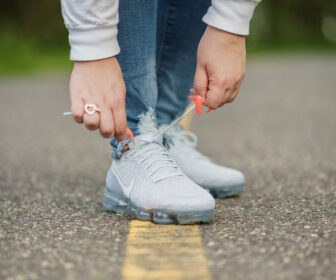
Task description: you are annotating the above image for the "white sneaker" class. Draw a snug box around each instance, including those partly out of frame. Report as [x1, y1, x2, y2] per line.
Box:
[162, 124, 244, 198]
[102, 117, 214, 224]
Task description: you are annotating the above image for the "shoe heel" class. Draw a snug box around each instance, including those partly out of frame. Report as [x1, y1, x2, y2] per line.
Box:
[102, 189, 129, 215]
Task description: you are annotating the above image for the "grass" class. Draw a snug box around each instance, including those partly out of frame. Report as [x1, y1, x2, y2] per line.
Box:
[0, 31, 72, 77]
[0, 48, 72, 76]
[0, 32, 335, 77]
[246, 40, 336, 56]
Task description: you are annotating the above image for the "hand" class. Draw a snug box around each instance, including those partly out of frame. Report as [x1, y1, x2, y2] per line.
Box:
[193, 26, 246, 109]
[69, 57, 128, 141]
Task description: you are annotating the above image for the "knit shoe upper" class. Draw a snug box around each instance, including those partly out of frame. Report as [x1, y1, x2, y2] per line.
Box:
[161, 124, 244, 198]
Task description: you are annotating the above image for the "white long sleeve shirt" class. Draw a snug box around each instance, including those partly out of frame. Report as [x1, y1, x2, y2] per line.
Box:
[61, 0, 261, 61]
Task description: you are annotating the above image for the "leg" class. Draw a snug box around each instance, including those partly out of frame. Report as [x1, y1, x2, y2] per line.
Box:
[156, 0, 211, 125]
[155, 1, 244, 198]
[117, 0, 158, 135]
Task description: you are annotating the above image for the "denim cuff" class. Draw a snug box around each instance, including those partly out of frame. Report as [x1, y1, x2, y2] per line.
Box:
[110, 137, 132, 159]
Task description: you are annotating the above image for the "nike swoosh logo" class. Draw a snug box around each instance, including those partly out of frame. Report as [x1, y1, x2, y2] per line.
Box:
[112, 166, 134, 198]
[126, 178, 135, 194]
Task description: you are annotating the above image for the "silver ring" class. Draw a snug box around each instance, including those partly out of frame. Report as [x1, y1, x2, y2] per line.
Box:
[84, 104, 102, 115]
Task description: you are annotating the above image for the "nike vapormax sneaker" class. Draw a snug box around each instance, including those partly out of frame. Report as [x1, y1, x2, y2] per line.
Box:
[102, 115, 215, 224]
[161, 124, 245, 198]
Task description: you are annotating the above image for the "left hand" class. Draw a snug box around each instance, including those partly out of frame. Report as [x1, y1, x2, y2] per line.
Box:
[193, 26, 246, 109]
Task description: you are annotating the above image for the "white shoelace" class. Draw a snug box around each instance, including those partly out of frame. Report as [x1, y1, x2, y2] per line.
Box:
[164, 125, 211, 162]
[126, 136, 183, 182]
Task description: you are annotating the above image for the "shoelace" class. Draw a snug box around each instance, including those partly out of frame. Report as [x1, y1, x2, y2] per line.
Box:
[126, 137, 183, 182]
[165, 125, 211, 161]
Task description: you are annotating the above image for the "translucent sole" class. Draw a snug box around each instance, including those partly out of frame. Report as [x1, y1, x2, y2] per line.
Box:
[102, 189, 213, 225]
[204, 183, 243, 198]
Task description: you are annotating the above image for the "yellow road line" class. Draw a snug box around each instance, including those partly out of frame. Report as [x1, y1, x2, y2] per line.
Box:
[122, 221, 212, 280]
[122, 110, 211, 280]
[180, 104, 194, 130]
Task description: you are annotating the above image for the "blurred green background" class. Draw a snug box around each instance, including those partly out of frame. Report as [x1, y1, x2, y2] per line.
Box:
[0, 0, 335, 76]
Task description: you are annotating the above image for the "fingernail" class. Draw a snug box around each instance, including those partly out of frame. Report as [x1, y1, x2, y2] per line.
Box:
[127, 127, 135, 144]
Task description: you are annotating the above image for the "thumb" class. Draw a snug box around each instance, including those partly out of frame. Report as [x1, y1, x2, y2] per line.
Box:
[193, 64, 208, 99]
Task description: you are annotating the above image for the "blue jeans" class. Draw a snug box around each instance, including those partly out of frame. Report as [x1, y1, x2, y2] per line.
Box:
[118, 0, 210, 131]
[111, 0, 210, 157]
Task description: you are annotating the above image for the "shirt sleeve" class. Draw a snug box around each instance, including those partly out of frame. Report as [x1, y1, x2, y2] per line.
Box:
[202, 0, 261, 36]
[61, 0, 120, 61]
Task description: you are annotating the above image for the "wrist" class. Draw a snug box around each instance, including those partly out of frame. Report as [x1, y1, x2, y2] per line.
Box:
[74, 56, 117, 65]
[206, 25, 245, 42]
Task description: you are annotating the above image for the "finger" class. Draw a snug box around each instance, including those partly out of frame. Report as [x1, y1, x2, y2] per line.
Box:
[222, 86, 235, 104]
[193, 64, 208, 99]
[204, 80, 226, 109]
[83, 111, 100, 130]
[217, 82, 237, 105]
[112, 103, 128, 142]
[99, 107, 114, 138]
[227, 80, 242, 103]
[204, 72, 231, 108]
[229, 84, 241, 103]
[70, 95, 84, 123]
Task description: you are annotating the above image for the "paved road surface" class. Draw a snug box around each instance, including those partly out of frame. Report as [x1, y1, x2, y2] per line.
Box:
[1, 55, 335, 280]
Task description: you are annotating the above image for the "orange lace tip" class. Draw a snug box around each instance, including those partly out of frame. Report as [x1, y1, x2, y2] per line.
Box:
[127, 127, 135, 144]
[195, 95, 203, 115]
[187, 95, 196, 101]
[187, 95, 203, 115]
[206, 108, 212, 113]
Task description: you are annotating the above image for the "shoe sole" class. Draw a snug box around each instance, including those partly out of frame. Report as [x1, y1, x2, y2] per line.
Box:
[204, 183, 243, 198]
[102, 189, 213, 225]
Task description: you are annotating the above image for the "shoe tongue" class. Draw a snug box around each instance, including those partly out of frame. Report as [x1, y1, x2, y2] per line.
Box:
[134, 133, 163, 145]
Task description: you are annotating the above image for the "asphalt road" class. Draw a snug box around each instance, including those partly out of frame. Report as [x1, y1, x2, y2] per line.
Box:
[1, 55, 336, 280]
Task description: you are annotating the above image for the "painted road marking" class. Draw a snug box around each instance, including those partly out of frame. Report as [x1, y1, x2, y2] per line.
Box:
[180, 103, 194, 130]
[122, 110, 211, 279]
[122, 220, 212, 280]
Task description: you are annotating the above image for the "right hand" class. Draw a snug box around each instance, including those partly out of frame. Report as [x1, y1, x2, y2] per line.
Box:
[193, 26, 246, 109]
[69, 56, 128, 141]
